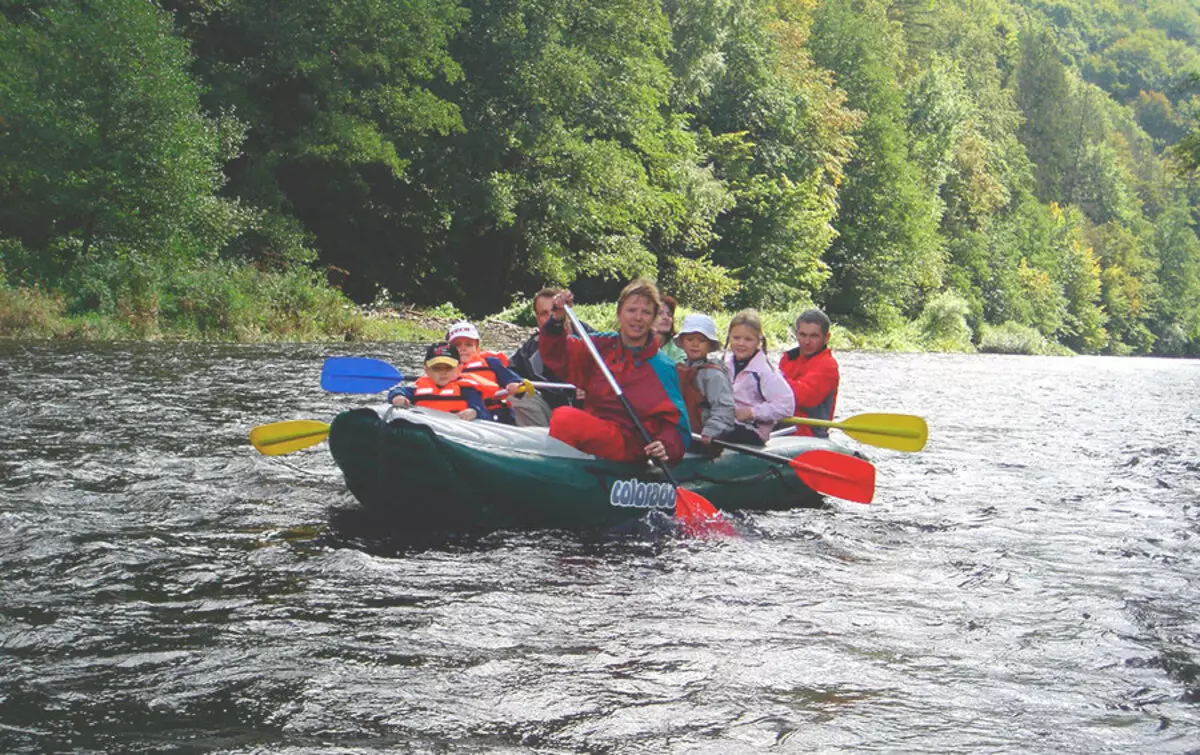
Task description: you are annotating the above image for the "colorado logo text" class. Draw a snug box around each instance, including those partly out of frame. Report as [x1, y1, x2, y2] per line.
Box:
[609, 479, 675, 509]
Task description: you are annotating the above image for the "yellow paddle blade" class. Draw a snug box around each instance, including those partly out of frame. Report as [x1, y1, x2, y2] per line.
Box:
[249, 420, 331, 456]
[838, 413, 927, 452]
[783, 412, 928, 452]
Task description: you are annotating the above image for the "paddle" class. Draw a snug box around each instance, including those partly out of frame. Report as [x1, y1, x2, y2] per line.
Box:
[781, 412, 928, 452]
[249, 419, 331, 456]
[560, 303, 734, 537]
[320, 357, 412, 393]
[698, 435, 876, 504]
[320, 356, 577, 395]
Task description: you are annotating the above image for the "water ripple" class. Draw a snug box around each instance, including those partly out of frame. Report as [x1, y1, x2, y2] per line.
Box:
[1, 343, 1199, 751]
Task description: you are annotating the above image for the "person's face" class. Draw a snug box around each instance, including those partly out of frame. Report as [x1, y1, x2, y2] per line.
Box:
[450, 337, 479, 361]
[654, 308, 674, 334]
[728, 324, 760, 361]
[534, 296, 555, 329]
[617, 295, 656, 346]
[795, 322, 829, 357]
[426, 362, 458, 387]
[680, 333, 712, 362]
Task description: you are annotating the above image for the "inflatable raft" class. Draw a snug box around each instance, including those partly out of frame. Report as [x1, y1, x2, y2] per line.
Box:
[327, 406, 861, 532]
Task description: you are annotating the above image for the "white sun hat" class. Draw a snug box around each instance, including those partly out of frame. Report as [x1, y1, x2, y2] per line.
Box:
[446, 321, 481, 343]
[674, 313, 720, 350]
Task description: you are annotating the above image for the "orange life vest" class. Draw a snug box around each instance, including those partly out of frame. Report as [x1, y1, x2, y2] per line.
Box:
[411, 375, 475, 413]
[460, 352, 508, 410]
[676, 362, 722, 434]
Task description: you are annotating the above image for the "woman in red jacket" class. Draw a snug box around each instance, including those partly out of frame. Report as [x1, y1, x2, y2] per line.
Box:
[779, 309, 840, 438]
[540, 280, 690, 465]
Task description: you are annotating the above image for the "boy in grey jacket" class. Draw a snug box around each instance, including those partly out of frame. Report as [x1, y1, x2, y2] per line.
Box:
[674, 314, 736, 454]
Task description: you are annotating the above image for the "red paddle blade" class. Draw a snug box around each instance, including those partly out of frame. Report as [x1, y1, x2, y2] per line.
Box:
[788, 450, 876, 504]
[675, 488, 737, 537]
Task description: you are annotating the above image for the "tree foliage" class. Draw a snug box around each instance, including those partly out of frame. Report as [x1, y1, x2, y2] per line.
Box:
[0, 0, 245, 315]
[2, 0, 1200, 354]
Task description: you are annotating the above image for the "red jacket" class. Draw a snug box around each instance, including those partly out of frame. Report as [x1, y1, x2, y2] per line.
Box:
[539, 320, 690, 462]
[779, 346, 839, 438]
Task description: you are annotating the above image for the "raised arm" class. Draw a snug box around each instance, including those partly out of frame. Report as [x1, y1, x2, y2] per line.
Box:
[538, 290, 589, 388]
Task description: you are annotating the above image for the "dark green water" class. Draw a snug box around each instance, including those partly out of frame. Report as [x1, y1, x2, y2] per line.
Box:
[2, 342, 1198, 752]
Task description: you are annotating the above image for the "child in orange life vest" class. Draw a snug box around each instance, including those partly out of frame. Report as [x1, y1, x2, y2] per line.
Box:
[674, 314, 735, 455]
[723, 309, 795, 445]
[446, 321, 523, 424]
[387, 342, 492, 421]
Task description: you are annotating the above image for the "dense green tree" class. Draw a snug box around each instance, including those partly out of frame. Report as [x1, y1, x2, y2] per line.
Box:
[2, 0, 1199, 354]
[1049, 204, 1108, 352]
[918, 0, 1025, 242]
[1094, 29, 1197, 103]
[970, 193, 1061, 333]
[676, 0, 857, 308]
[1169, 75, 1200, 174]
[1152, 199, 1200, 353]
[163, 0, 469, 301]
[1087, 221, 1158, 353]
[0, 0, 245, 314]
[810, 0, 944, 328]
[1017, 26, 1075, 203]
[1148, 0, 1200, 46]
[417, 0, 731, 313]
[906, 56, 974, 194]
[1134, 90, 1189, 146]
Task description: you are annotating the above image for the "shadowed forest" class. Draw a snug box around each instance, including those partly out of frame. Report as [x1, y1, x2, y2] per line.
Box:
[2, 0, 1199, 354]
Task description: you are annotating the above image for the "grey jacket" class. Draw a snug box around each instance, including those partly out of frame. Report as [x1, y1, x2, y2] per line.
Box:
[681, 356, 736, 439]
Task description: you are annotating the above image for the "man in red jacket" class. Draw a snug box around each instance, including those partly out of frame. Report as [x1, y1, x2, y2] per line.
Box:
[779, 309, 839, 438]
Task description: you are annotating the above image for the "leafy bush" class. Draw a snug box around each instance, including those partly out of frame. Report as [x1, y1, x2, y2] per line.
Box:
[425, 302, 468, 321]
[161, 262, 360, 340]
[660, 256, 740, 311]
[848, 323, 926, 352]
[978, 321, 1071, 355]
[493, 297, 537, 327]
[915, 291, 975, 352]
[0, 285, 69, 338]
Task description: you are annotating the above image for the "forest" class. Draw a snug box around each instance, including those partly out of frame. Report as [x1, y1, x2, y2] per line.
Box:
[2, 0, 1199, 354]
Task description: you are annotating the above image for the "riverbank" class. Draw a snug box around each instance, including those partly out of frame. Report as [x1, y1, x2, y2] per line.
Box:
[1, 281, 1073, 356]
[360, 305, 532, 351]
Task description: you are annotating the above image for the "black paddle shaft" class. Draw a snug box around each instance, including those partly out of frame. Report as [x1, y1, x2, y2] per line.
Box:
[617, 393, 683, 487]
[704, 435, 787, 465]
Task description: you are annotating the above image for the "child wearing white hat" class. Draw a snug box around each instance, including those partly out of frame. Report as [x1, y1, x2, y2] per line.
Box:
[446, 321, 524, 423]
[674, 314, 736, 454]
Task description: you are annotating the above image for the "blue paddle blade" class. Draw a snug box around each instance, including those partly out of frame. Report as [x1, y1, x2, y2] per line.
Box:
[320, 357, 406, 393]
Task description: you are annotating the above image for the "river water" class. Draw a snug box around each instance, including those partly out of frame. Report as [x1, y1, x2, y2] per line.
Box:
[1, 341, 1198, 753]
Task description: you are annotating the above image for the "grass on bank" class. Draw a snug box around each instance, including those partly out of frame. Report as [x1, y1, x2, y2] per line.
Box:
[0, 266, 441, 343]
[1, 271, 1068, 356]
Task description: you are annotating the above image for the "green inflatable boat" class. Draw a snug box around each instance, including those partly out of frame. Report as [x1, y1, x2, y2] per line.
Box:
[327, 406, 863, 532]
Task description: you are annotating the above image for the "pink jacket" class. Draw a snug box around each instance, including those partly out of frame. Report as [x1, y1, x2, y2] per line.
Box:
[724, 349, 795, 442]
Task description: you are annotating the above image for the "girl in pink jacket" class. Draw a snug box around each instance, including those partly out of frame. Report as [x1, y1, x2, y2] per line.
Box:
[722, 310, 795, 445]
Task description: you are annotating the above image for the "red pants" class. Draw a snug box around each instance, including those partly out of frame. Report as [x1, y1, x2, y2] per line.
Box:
[549, 407, 643, 463]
